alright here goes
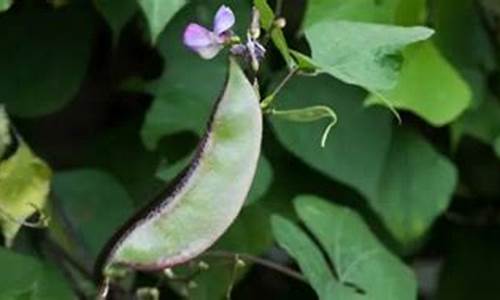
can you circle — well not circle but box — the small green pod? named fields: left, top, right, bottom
left=95, top=58, right=262, bottom=276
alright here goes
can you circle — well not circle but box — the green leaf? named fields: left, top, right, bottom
left=52, top=169, right=134, bottom=260
left=494, top=137, right=500, bottom=159
left=434, top=0, right=496, bottom=74
left=437, top=228, right=500, bottom=300
left=254, top=0, right=295, bottom=68
left=0, top=248, right=73, bottom=299
left=271, top=75, right=457, bottom=248
left=0, top=249, right=40, bottom=297
left=0, top=143, right=51, bottom=247
left=370, top=129, right=457, bottom=247
left=0, top=4, right=94, bottom=117
left=434, top=0, right=495, bottom=116
left=304, top=0, right=400, bottom=26
left=294, top=195, right=417, bottom=300
left=270, top=75, right=392, bottom=202
left=366, top=41, right=471, bottom=126
left=0, top=0, right=12, bottom=12
left=141, top=1, right=251, bottom=149
left=83, top=119, right=162, bottom=206
left=271, top=215, right=334, bottom=295
left=138, top=0, right=186, bottom=44
left=394, top=0, right=427, bottom=25
left=245, top=155, right=273, bottom=206
left=254, top=0, right=273, bottom=29
left=451, top=97, right=500, bottom=156
left=305, top=20, right=433, bottom=92
left=155, top=151, right=193, bottom=183
left=94, top=0, right=137, bottom=41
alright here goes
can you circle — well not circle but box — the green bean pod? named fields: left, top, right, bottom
left=95, top=58, right=262, bottom=277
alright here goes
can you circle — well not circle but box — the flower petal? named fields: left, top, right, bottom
left=213, top=5, right=235, bottom=35
left=183, top=23, right=223, bottom=59
left=195, top=44, right=224, bottom=59
left=183, top=23, right=215, bottom=48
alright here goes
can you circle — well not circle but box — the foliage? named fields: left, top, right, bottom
left=0, top=0, right=499, bottom=299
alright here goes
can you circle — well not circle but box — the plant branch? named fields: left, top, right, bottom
left=44, top=236, right=94, bottom=281
left=203, top=250, right=307, bottom=283
left=261, top=67, right=298, bottom=109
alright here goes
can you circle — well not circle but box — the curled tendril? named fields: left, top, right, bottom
left=269, top=105, right=338, bottom=148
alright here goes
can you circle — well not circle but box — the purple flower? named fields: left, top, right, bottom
left=183, top=5, right=235, bottom=59
left=230, top=35, right=266, bottom=71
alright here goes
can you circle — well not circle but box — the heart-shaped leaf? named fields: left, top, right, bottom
left=305, top=20, right=433, bottom=91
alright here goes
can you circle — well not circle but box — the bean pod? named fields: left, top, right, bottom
left=95, top=58, right=262, bottom=277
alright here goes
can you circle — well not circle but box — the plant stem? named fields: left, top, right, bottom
left=275, top=0, right=284, bottom=16
left=203, top=250, right=307, bottom=284
left=261, top=67, right=298, bottom=109
left=43, top=236, right=95, bottom=298
left=44, top=236, right=94, bottom=281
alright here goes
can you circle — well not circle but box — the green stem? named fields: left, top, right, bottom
left=44, top=236, right=93, bottom=281
left=203, top=250, right=307, bottom=283
left=261, top=67, right=298, bottom=109
left=275, top=0, right=284, bottom=16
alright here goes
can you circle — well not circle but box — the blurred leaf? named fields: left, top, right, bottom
left=0, top=106, right=10, bottom=158
left=0, top=143, right=51, bottom=247
left=452, top=97, right=500, bottom=147
left=369, top=129, right=457, bottom=247
left=394, top=0, right=427, bottom=25
left=434, top=0, right=495, bottom=74
left=494, top=137, right=500, bottom=158
left=294, top=195, right=417, bottom=300
left=366, top=41, right=471, bottom=126
left=305, top=20, right=433, bottom=91
left=254, top=0, right=273, bottom=29
left=94, top=0, right=137, bottom=41
left=0, top=4, right=94, bottom=117
left=0, top=248, right=39, bottom=298
left=141, top=1, right=250, bottom=149
left=84, top=119, right=162, bottom=205
left=0, top=248, right=73, bottom=299
left=437, top=228, right=500, bottom=300
left=254, top=0, right=295, bottom=68
left=245, top=155, right=273, bottom=205
left=138, top=0, right=186, bottom=44
left=434, top=0, right=495, bottom=110
left=155, top=150, right=193, bottom=182
left=271, top=75, right=456, bottom=248
left=47, top=0, right=69, bottom=8
left=482, top=0, right=500, bottom=15
left=271, top=215, right=335, bottom=297
left=52, top=169, right=134, bottom=260
left=34, top=266, right=77, bottom=300
left=0, top=0, right=11, bottom=12
left=304, top=0, right=399, bottom=26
